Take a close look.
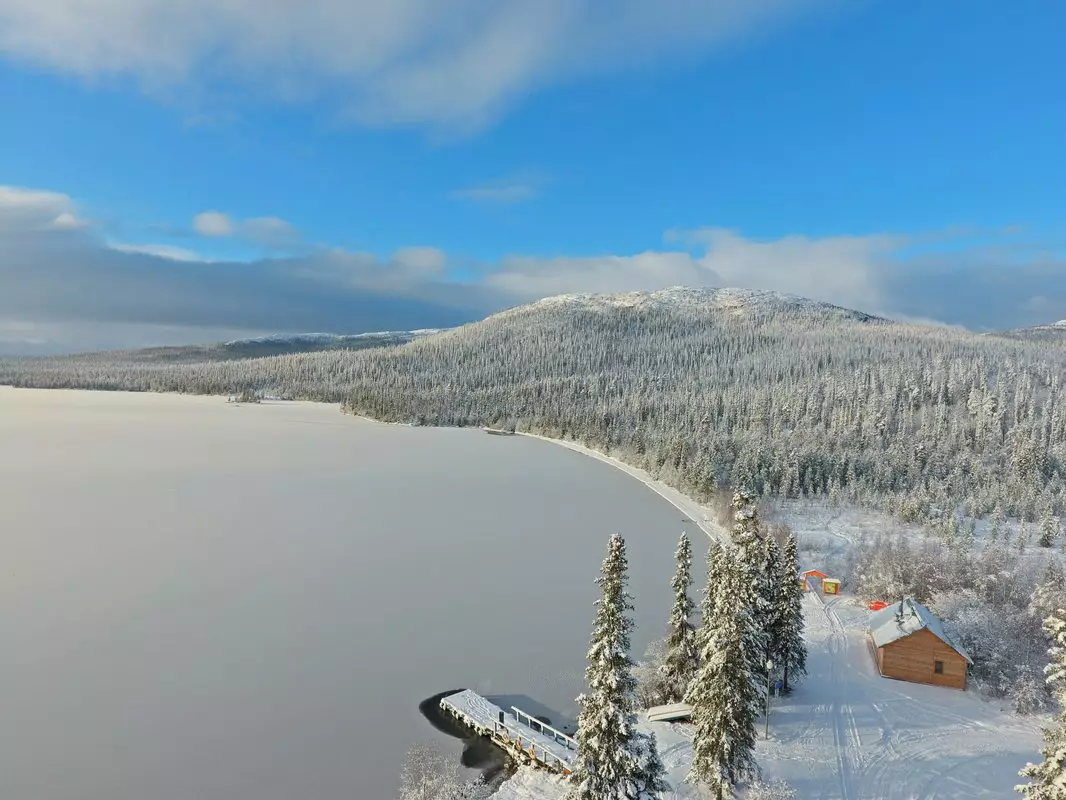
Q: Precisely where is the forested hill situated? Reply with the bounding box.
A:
[990,320,1066,344]
[10,329,441,365]
[2,286,1065,525]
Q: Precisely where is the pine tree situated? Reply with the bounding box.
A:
[761,534,783,660]
[571,534,668,800]
[686,545,760,800]
[1017,607,1066,798]
[731,488,772,688]
[1040,506,1061,549]
[1030,559,1066,625]
[990,504,1005,542]
[660,532,698,703]
[775,533,808,692]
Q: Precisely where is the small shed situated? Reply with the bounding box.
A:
[869,599,972,690]
[800,569,828,591]
[823,578,841,595]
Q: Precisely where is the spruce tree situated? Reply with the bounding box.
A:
[775,532,808,692]
[660,532,698,703]
[1040,506,1060,549]
[686,545,760,800]
[731,488,772,688]
[571,534,668,800]
[1031,559,1066,625]
[1018,606,1066,798]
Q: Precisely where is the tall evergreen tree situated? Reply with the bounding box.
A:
[1018,606,1066,798]
[660,532,698,703]
[760,533,783,661]
[731,488,772,689]
[1030,559,1066,626]
[685,545,760,800]
[1040,506,1061,549]
[571,534,668,800]
[774,533,807,692]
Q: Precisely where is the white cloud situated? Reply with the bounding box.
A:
[192,211,234,237]
[487,251,710,298]
[0,0,824,130]
[242,216,299,247]
[50,211,89,230]
[451,171,548,204]
[4,183,1064,353]
[192,211,300,248]
[452,183,539,204]
[484,228,904,314]
[0,185,88,230]
[109,242,207,262]
[392,246,448,277]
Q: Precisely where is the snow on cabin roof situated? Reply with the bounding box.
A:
[869,598,972,664]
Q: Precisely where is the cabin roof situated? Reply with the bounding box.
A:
[869,598,972,664]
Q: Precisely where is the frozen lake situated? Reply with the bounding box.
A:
[0,388,707,799]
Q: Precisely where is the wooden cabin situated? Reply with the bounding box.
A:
[868,599,971,690]
[822,578,841,595]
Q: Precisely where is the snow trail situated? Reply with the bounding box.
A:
[756,593,1044,799]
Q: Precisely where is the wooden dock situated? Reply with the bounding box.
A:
[439,690,578,775]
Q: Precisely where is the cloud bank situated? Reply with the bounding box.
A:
[1,184,1064,354]
[0,0,822,130]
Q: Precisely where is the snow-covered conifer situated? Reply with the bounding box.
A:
[571,534,668,800]
[660,532,698,703]
[685,545,759,800]
[1030,559,1066,626]
[1018,607,1066,797]
[1040,506,1061,549]
[775,532,807,692]
[731,488,772,685]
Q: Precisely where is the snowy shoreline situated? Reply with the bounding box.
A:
[510,431,729,545]
[340,408,730,544]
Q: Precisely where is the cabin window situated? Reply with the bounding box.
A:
[934,660,944,674]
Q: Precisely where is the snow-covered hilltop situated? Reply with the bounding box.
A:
[504,285,886,324]
[988,318,1066,343]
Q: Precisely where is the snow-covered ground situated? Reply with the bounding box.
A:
[498,591,1045,800]
[753,592,1043,799]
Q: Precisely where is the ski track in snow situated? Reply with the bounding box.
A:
[498,592,1044,800]
[754,594,1044,800]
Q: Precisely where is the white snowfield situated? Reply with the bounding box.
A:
[497,593,1045,800]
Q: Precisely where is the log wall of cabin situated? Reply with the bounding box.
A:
[877,628,968,690]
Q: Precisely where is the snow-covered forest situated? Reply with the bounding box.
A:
[4,288,1065,529]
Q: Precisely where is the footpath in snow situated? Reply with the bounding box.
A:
[495,592,1044,800]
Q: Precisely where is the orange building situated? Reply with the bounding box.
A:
[869,599,971,690]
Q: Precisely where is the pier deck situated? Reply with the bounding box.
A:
[440,690,578,775]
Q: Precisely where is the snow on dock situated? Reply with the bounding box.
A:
[439,690,578,774]
[646,702,693,722]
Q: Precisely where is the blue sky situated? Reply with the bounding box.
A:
[1,0,1064,352]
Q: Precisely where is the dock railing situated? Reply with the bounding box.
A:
[510,706,577,750]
